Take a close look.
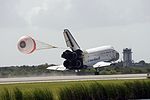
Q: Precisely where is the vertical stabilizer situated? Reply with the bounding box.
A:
[63,29,80,51]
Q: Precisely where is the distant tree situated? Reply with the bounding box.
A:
[139,60,146,65]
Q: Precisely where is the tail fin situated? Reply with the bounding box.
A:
[63,29,80,51]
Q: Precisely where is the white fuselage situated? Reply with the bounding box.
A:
[83,46,119,67]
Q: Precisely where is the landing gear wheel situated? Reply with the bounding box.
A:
[95,72,99,75]
[95,68,100,75]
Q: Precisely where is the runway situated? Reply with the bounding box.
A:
[0,74,148,84]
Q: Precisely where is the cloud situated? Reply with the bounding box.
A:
[29,0,150,29]
[0,0,150,29]
[0,0,27,28]
[0,0,150,65]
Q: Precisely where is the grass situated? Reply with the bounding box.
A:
[0,79,150,100]
[1,88,11,100]
[59,80,150,100]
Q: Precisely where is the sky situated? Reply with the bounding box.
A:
[0,0,150,66]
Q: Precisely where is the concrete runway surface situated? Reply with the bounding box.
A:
[0,74,147,84]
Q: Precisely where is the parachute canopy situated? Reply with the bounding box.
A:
[17,36,36,54]
[17,35,58,54]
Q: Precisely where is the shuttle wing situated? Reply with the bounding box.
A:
[47,65,66,71]
[63,29,80,51]
[93,62,111,68]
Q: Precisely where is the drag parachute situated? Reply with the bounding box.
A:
[17,35,57,54]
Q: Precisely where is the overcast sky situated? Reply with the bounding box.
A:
[0,0,150,66]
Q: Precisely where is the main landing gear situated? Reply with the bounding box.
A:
[94,68,100,75]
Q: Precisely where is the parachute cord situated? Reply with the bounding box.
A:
[35,40,67,50]
[36,47,67,50]
[35,40,57,48]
